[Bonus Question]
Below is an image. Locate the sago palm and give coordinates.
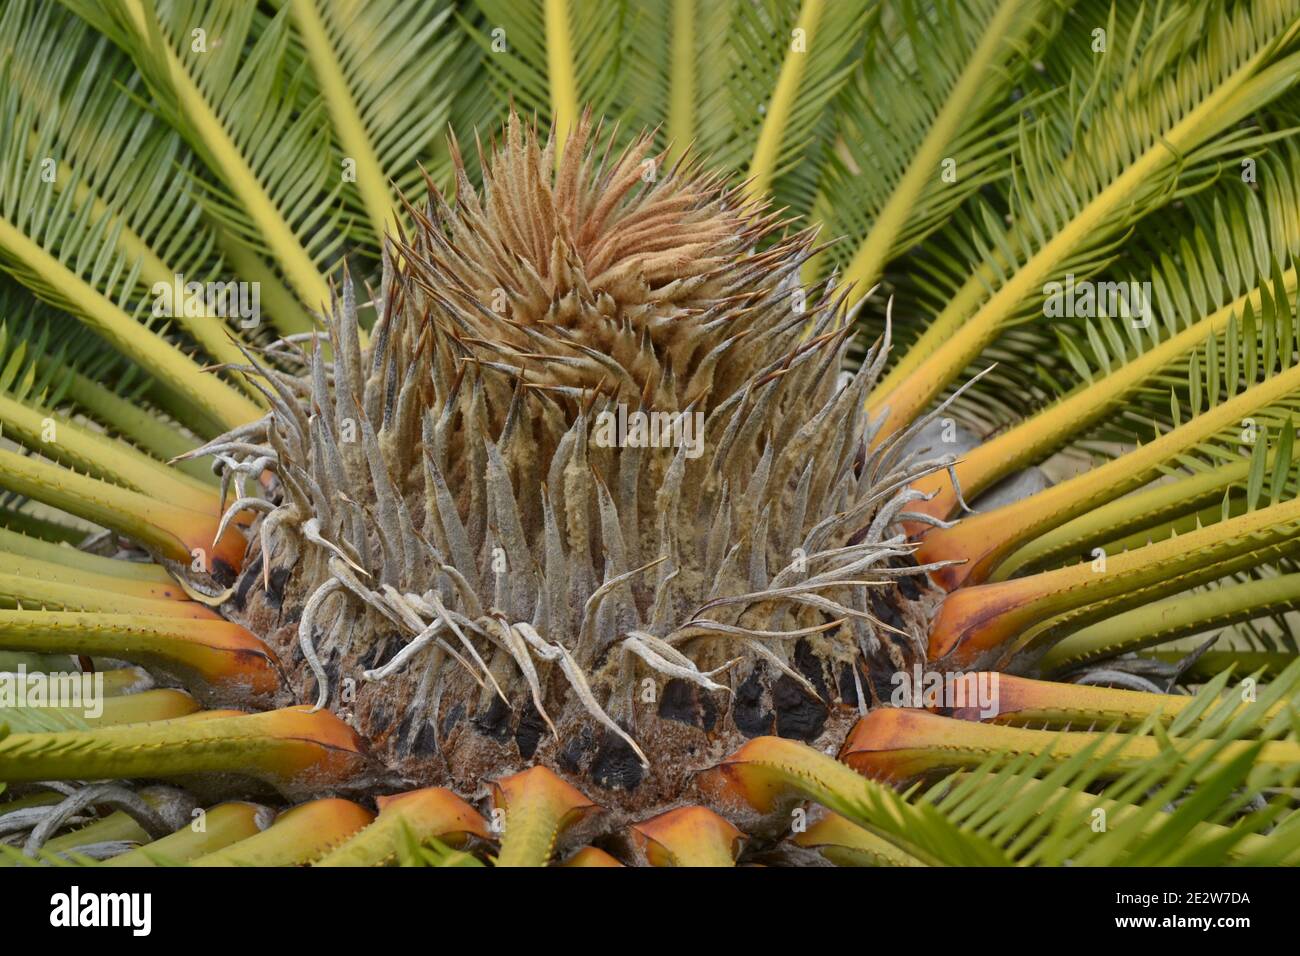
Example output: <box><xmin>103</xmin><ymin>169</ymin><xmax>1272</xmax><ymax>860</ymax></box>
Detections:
<box><xmin>0</xmin><ymin>0</ymin><xmax>1299</xmax><ymax>868</ymax></box>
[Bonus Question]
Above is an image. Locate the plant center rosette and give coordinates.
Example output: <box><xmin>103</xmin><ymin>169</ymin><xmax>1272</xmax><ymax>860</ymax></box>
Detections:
<box><xmin>208</xmin><ymin>116</ymin><xmax>954</xmax><ymax>820</ymax></box>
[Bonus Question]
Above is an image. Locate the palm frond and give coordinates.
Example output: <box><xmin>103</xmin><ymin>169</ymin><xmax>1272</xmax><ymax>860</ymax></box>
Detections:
<box><xmin>811</xmin><ymin>0</ymin><xmax>1063</xmax><ymax>292</ymax></box>
<box><xmin>276</xmin><ymin>0</ymin><xmax>492</xmax><ymax>248</ymax></box>
<box><xmin>0</xmin><ymin>2</ymin><xmax>263</xmax><ymax>433</ymax></box>
<box><xmin>62</xmin><ymin>0</ymin><xmax>347</xmax><ymax>316</ymax></box>
<box><xmin>873</xmin><ymin>0</ymin><xmax>1300</xmax><ymax>436</ymax></box>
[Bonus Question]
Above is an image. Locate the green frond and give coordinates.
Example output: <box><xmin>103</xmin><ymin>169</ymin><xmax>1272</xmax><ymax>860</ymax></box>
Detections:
<box><xmin>742</xmin><ymin>0</ymin><xmax>870</xmax><ymax>207</ymax></box>
<box><xmin>61</xmin><ymin>0</ymin><xmax>345</xmax><ymax>317</ymax></box>
<box><xmin>0</xmin><ymin>708</ymin><xmax>367</xmax><ymax>797</ymax></box>
<box><xmin>1044</xmin><ymin>573</ymin><xmax>1300</xmax><ymax>669</ymax></box>
<box><xmin>0</xmin><ymin>6</ymin><xmax>262</xmax><ymax>433</ymax></box>
<box><xmin>104</xmin><ymin>802</ymin><xmax>268</xmax><ymax>866</ymax></box>
<box><xmin>711</xmin><ymin>736</ymin><xmax>1014</xmax><ymax>866</ymax></box>
<box><xmin>920</xmin><ymin>663</ymin><xmax>1300</xmax><ymax>865</ymax></box>
<box><xmin>468</xmin><ymin>0</ymin><xmax>627</xmax><ymax>141</ymax></box>
<box><xmin>905</xmin><ymin>141</ymin><xmax>1300</xmax><ymax>523</ymax></box>
<box><xmin>0</xmin><ymin>1</ymin><xmax>270</xmax><ymax>386</ymax></box>
<box><xmin>812</xmin><ymin>0</ymin><xmax>1063</xmax><ymax>293</ymax></box>
<box><xmin>872</xmin><ymin>0</ymin><xmax>1300</xmax><ymax>436</ymax></box>
<box><xmin>278</xmin><ymin>0</ymin><xmax>487</xmax><ymax>247</ymax></box>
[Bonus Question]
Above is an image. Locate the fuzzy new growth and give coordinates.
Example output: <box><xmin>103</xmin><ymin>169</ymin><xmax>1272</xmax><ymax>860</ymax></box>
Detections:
<box><xmin>201</xmin><ymin>115</ymin><xmax>958</xmax><ymax>805</ymax></box>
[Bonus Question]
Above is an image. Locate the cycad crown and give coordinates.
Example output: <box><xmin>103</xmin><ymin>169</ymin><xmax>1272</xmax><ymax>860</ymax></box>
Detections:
<box><xmin>219</xmin><ymin>115</ymin><xmax>944</xmax><ymax>811</ymax></box>
<box><xmin>1</xmin><ymin>0</ymin><xmax>1300</xmax><ymax>868</ymax></box>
